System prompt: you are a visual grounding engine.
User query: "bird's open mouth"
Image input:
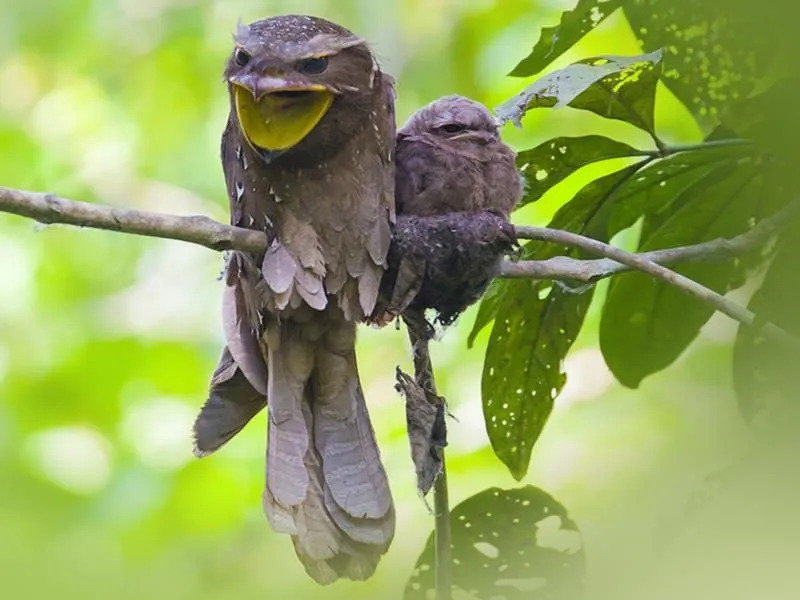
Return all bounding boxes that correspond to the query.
[234,84,334,152]
[270,90,316,100]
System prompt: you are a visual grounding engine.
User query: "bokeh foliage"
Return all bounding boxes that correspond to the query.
[1,1,799,599]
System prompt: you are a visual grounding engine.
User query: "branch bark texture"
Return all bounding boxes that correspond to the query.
[1,185,796,345]
[502,202,794,282]
[0,186,267,253]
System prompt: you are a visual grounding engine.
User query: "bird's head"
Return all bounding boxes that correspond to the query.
[398,95,500,145]
[225,15,379,163]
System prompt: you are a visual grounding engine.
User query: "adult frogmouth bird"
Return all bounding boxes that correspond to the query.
[192,15,396,584]
[377,95,522,327]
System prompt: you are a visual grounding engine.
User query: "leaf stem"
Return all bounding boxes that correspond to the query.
[653,138,753,157]
[406,313,452,600]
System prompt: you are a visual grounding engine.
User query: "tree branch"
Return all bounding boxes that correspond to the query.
[0,186,268,253]
[1,185,797,345]
[503,202,796,282]
[513,210,800,348]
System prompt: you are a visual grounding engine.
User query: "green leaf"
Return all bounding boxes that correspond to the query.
[608,141,755,235]
[473,140,747,360]
[497,51,663,137]
[600,157,762,388]
[509,0,623,77]
[720,79,800,196]
[733,230,800,428]
[517,135,643,206]
[467,278,506,348]
[483,163,646,479]
[623,0,779,132]
[404,486,585,600]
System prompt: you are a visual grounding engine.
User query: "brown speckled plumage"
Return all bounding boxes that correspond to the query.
[383,212,516,326]
[193,15,395,584]
[376,95,522,326]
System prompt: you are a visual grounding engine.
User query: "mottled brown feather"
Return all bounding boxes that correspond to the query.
[194,15,396,584]
[375,95,522,326]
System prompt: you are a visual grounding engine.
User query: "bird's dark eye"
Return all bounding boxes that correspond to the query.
[441,123,466,134]
[234,47,250,67]
[297,56,329,75]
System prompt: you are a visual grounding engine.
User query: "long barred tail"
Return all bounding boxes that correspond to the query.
[194,254,394,581]
[262,317,395,583]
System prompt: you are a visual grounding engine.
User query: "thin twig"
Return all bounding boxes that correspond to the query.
[404,311,452,600]
[513,217,800,348]
[502,201,796,281]
[0,186,268,253]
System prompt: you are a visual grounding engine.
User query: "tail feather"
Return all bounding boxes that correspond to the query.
[266,414,310,506]
[193,346,267,457]
[313,330,393,520]
[262,317,394,583]
[262,485,297,535]
[324,486,395,546]
[266,371,393,584]
[325,540,382,581]
[289,399,343,562]
[265,321,314,507]
[292,543,341,585]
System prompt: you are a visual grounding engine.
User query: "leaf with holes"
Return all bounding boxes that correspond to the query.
[497,51,663,137]
[517,135,643,206]
[468,137,737,348]
[483,163,646,479]
[404,486,585,600]
[623,0,780,132]
[600,156,763,388]
[510,0,623,77]
[468,278,506,349]
[733,229,800,429]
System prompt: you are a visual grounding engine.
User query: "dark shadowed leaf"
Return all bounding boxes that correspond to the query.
[483,163,646,479]
[517,135,644,206]
[733,229,800,429]
[719,80,800,198]
[498,51,663,137]
[623,0,781,132]
[721,80,800,156]
[600,156,763,388]
[608,141,755,234]
[509,0,623,77]
[405,486,585,600]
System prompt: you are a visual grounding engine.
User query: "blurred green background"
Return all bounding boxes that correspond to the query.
[1,1,798,598]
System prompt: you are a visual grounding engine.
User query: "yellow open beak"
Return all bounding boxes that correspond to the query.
[234,83,334,152]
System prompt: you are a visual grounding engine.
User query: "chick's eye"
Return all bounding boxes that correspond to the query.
[234,48,250,67]
[441,123,466,134]
[298,56,329,75]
